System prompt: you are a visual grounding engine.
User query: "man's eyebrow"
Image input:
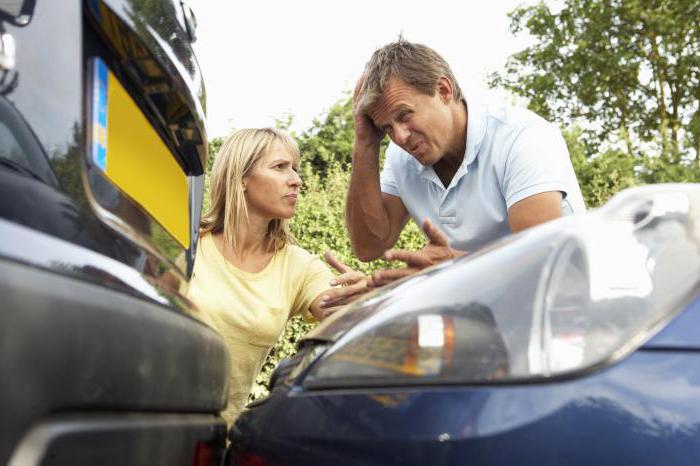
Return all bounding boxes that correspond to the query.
[390,105,412,120]
[373,104,411,128]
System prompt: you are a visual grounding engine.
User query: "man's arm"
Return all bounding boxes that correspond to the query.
[346,154,409,261]
[507,191,563,233]
[346,77,409,261]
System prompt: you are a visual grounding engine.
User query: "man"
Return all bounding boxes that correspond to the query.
[346,38,585,284]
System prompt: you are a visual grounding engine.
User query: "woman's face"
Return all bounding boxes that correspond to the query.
[243,142,302,221]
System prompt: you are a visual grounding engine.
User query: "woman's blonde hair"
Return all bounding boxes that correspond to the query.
[200,127,299,253]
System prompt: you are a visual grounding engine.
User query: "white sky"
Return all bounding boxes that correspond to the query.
[188,0,534,139]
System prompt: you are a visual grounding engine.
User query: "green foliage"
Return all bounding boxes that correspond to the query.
[202,136,224,215]
[490,0,700,163]
[565,128,638,207]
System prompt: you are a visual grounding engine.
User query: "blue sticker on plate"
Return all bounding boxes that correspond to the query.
[91,58,108,172]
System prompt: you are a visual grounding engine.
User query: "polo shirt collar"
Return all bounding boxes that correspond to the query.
[416,95,488,185]
[463,95,487,168]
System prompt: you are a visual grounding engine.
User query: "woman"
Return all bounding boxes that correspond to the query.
[185,128,366,424]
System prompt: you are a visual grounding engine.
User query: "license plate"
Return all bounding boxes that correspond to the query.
[89,57,189,248]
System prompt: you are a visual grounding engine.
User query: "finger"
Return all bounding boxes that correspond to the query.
[422,219,450,247]
[330,270,365,287]
[319,282,367,308]
[322,305,345,320]
[323,251,353,274]
[384,249,432,268]
[370,267,417,287]
[353,74,366,100]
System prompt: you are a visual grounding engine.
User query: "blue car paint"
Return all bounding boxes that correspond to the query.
[230,297,700,466]
[644,295,700,350]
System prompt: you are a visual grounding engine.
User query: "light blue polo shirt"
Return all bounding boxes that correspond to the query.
[380,96,586,252]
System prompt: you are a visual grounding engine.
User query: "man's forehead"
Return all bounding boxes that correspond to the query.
[368,80,416,123]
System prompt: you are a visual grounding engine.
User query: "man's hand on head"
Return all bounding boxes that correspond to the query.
[368,220,465,287]
[352,75,385,152]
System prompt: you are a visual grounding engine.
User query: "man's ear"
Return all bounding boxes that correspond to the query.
[436,76,453,104]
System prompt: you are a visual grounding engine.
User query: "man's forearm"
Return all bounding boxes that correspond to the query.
[346,144,392,261]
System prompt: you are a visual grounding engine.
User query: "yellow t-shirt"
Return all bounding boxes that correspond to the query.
[185,232,333,424]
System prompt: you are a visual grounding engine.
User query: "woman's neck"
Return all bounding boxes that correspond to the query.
[212,212,277,274]
[236,215,269,252]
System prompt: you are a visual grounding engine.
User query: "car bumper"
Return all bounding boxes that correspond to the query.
[230,349,700,466]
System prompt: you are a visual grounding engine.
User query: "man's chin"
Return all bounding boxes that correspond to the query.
[411,151,438,166]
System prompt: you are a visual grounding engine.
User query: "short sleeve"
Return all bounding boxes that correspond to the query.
[292,254,334,322]
[503,124,572,209]
[380,144,400,197]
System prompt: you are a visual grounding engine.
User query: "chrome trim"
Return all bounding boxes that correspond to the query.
[0,32,16,70]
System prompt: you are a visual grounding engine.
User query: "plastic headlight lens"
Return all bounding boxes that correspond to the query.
[303,186,700,389]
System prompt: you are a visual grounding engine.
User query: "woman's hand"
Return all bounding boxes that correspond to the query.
[315,251,370,319]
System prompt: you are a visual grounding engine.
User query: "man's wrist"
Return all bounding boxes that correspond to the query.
[352,141,381,162]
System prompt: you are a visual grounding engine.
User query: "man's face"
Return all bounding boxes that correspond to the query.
[367,77,453,166]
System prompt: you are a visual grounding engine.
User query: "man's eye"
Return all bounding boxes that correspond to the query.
[399,112,411,122]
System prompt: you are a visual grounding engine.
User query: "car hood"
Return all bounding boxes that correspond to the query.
[302,233,521,344]
[303,184,700,355]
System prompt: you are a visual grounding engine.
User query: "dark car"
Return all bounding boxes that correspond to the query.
[1,1,229,465]
[229,184,700,466]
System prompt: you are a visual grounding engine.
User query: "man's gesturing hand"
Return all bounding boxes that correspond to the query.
[318,251,370,318]
[369,220,465,287]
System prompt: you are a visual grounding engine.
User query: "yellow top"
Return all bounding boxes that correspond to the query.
[185,232,333,424]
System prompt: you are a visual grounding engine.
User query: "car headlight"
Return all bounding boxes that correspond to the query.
[302,185,700,389]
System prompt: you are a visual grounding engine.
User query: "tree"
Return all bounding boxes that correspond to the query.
[564,127,637,207]
[490,0,700,164]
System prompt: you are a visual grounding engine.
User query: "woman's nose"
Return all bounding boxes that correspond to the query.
[289,170,302,187]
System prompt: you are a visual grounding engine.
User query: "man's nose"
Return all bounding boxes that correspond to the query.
[393,124,411,146]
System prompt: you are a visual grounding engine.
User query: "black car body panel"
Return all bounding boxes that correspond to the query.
[0,1,228,464]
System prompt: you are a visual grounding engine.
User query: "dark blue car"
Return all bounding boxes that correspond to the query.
[227,184,700,466]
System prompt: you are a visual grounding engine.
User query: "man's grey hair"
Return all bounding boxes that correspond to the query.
[357,37,463,116]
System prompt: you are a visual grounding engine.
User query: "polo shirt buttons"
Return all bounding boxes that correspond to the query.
[439,189,457,224]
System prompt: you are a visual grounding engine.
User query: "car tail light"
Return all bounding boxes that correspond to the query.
[301,185,700,389]
[230,451,281,466]
[191,441,217,466]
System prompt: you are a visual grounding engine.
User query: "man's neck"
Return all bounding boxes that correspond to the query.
[434,99,468,188]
